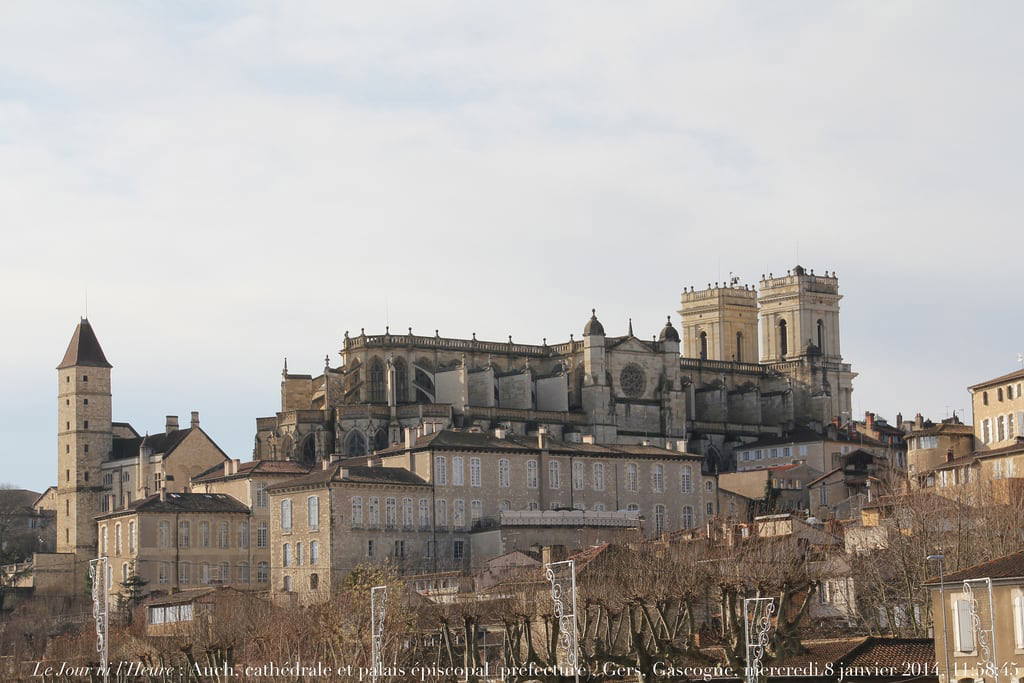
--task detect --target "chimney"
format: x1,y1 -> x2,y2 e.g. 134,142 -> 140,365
896,412 -> 903,428
537,426 -> 549,450
494,426 -> 507,439
865,412 -> 875,430
581,434 -> 596,445
915,413 -> 924,430
223,460 -> 232,476
404,427 -> 415,450
676,439 -> 688,452
165,415 -> 179,434
159,486 -> 167,502
190,411 -> 200,429
640,439 -> 651,447
946,449 -> 954,463
232,458 -> 240,474
541,544 -> 566,565
321,459 -> 330,471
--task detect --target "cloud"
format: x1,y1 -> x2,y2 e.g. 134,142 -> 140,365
1,1 -> 1022,489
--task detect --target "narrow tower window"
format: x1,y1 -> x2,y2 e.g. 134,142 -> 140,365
778,320 -> 788,357
736,332 -> 743,362
699,332 -> 708,360
816,319 -> 825,354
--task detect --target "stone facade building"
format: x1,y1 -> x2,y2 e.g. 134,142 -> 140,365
255,266 -> 857,474
96,491 -> 253,610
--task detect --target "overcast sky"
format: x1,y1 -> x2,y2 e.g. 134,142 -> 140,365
2,2 -> 1023,491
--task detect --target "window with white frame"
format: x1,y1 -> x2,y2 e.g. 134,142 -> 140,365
527,460 -> 538,488
593,462 -> 605,490
470,457 -> 481,487
254,481 -> 268,507
498,458 -> 510,488
238,520 -> 249,549
308,496 -> 319,530
654,504 -> 665,535
452,455 -> 464,486
626,463 -> 638,491
434,455 -> 447,485
199,521 -> 210,547
680,465 -> 693,493
128,521 -> 136,554
368,497 -> 380,527
651,464 -> 664,493
402,498 -> 413,529
282,543 -> 291,568
281,499 -> 293,532
435,499 -> 448,527
419,498 -> 430,529
158,521 -> 169,548
100,525 -> 108,555
470,500 -> 482,524
178,520 -> 190,548
310,540 -> 319,565
1013,590 -> 1024,650
257,562 -> 269,582
217,522 -> 229,548
385,497 -> 397,528
114,523 -> 122,555
548,460 -> 561,489
158,561 -> 169,584
681,505 -> 694,529
573,461 -> 585,490
238,562 -> 250,583
257,521 -> 268,548
983,419 -> 991,444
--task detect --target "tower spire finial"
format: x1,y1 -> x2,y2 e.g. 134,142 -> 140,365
628,318 -> 633,336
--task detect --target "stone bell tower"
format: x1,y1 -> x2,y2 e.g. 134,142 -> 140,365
55,318 -> 112,569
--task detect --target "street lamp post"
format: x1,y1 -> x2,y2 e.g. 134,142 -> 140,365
927,554 -> 950,683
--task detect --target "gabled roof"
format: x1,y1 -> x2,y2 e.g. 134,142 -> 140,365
924,550 -> 1024,585
111,427 -> 228,462
57,318 -> 112,369
191,458 -> 308,483
96,492 -> 249,519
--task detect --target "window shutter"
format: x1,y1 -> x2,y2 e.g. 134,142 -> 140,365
956,600 -> 975,652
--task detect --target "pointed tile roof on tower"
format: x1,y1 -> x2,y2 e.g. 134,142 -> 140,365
57,318 -> 112,369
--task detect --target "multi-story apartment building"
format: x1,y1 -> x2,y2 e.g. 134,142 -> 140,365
266,462 -> 433,605
924,550 -> 1024,683
733,424 -> 900,474
95,491 -> 253,610
970,369 -> 1024,451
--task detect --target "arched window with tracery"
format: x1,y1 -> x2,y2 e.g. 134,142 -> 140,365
369,358 -> 386,402
394,357 -> 408,403
778,319 -> 788,358
344,431 -> 367,457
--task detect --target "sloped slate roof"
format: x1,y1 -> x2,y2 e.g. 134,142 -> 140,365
97,492 -> 249,519
111,428 -> 194,460
57,318 -> 112,369
266,463 -> 429,492
191,459 -> 309,483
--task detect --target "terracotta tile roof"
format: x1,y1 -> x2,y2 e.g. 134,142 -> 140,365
774,637 -> 935,671
57,318 -> 111,369
96,492 -> 249,519
924,550 -> 1024,585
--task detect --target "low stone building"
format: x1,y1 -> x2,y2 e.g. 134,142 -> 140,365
95,491 -> 254,610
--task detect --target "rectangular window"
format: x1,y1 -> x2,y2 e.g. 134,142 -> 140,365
402,498 -> 413,529
573,461 -> 585,490
367,539 -> 374,558
453,499 -> 465,529
158,562 -> 169,584
199,521 -> 211,548
799,445 -> 808,457
526,460 -> 538,488
983,419 -> 991,444
238,521 -> 249,549
419,498 -> 430,529
281,499 -> 293,531
254,481 -> 268,508
368,497 -> 380,527
178,562 -> 190,584
385,497 -> 397,529
435,499 -> 448,527
351,496 -> 363,527
470,499 -> 482,524
394,540 -> 405,558
217,522 -> 229,549
470,457 -> 481,487
434,455 -> 447,485
178,521 -> 190,548
680,465 -> 693,493
310,541 -> 319,565
158,521 -> 169,548
257,562 -> 269,583
627,463 -> 638,491
498,458 -> 510,488
453,540 -> 465,561
548,460 -> 561,489
593,462 -> 605,491
308,496 -> 319,530
651,464 -> 664,493
452,455 -> 464,486
1014,594 -> 1024,650
257,521 -> 268,548
238,562 -> 250,583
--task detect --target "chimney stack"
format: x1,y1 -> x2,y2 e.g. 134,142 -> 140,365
404,427 -> 415,450
896,412 -> 903,428
541,544 -> 566,565
915,413 -> 924,430
159,486 -> 167,502
865,412 -> 875,430
581,434 -> 596,445
494,426 -> 506,439
224,460 -> 232,476
537,426 -> 549,450
191,411 -> 200,429
165,415 -> 179,434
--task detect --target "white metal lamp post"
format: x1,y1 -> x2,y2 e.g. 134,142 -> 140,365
926,554 -> 950,683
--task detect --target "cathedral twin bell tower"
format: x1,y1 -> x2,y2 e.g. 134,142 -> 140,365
679,265 -> 843,364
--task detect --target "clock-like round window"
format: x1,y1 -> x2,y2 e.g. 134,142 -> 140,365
619,364 -> 646,398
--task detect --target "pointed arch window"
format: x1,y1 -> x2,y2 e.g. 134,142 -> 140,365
344,431 -> 367,457
394,358 -> 408,403
369,358 -> 386,402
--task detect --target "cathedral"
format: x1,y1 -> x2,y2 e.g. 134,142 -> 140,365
254,266 -> 856,473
